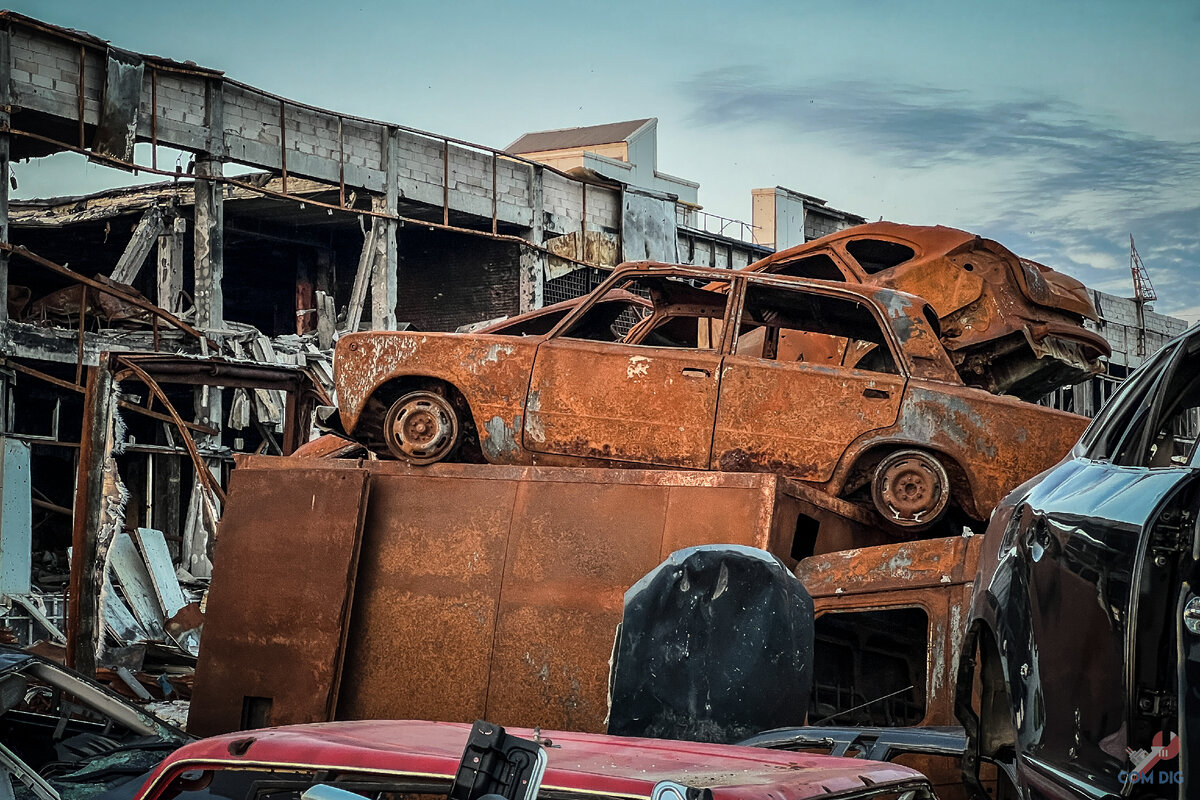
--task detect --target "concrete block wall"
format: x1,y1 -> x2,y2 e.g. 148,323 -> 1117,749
5,22 -> 547,231
542,172 -> 620,237
804,208 -> 851,241
1088,290 -> 1189,370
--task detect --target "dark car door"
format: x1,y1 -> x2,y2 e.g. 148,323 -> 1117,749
1005,329 -> 1199,796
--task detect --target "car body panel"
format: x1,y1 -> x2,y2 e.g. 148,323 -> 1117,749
131,720 -> 930,800
524,338 -> 724,468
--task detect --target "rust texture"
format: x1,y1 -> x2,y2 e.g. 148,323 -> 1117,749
201,458 -> 800,735
796,535 -> 987,800
743,221 -> 1111,400
335,261 -> 1087,532
187,466 -> 369,737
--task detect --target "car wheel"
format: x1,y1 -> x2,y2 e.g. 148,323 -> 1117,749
382,390 -> 460,464
870,449 -> 950,531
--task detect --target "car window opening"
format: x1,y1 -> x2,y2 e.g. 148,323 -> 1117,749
560,275 -> 731,350
772,252 -> 846,282
810,607 -> 929,727
1142,338 -> 1200,468
844,240 -> 917,275
736,284 -> 899,375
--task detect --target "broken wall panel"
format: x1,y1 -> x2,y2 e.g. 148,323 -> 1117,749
187,466 -> 369,736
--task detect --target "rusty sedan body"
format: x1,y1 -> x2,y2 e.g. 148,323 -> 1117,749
742,222 -> 1111,399
335,262 -> 1087,531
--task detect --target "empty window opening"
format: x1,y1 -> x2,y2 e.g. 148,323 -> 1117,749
735,283 -> 898,375
560,275 -> 731,350
772,252 -> 846,282
844,239 -> 916,274
810,607 -> 928,726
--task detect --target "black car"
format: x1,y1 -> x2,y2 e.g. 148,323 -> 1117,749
956,323 -> 1200,799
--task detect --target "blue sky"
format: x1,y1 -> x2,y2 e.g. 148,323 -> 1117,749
12,0 -> 1200,322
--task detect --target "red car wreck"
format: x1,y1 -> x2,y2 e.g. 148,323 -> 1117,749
741,222 -> 1111,399
334,262 -> 1088,531
128,720 -> 935,800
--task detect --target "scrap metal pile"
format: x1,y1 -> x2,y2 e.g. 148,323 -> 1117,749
2,12 -> 1194,800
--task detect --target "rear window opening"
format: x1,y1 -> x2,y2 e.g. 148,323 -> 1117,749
772,252 -> 846,282
845,240 -> 916,274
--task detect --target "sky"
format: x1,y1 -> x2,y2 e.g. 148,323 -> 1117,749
11,0 -> 1200,322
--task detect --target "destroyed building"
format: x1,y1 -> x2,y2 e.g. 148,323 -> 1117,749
0,8 -> 1188,702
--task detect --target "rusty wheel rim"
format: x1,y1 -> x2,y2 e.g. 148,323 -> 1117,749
383,391 -> 459,464
871,449 -> 950,529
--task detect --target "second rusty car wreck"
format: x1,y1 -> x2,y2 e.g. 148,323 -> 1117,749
334,262 -> 1088,531
742,222 -> 1112,399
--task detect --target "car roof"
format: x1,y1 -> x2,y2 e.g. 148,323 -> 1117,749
612,260 -> 935,314
146,720 -> 926,800
749,221 -> 979,270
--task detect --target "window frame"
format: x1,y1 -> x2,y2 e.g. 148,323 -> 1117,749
728,275 -> 907,377
809,602 -> 933,728
546,267 -> 739,355
840,238 -> 919,276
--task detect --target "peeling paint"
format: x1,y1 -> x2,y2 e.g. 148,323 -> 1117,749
626,355 -> 651,379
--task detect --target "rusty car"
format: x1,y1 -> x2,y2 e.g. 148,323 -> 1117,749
740,222 -> 1111,400
956,322 -> 1200,799
334,262 -> 1087,532
126,719 -> 935,800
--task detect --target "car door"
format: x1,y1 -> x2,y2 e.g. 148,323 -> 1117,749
1120,330 -> 1200,795
522,271 -> 734,469
712,280 -> 904,483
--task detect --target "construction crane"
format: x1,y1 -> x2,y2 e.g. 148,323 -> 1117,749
1130,235 -> 1156,358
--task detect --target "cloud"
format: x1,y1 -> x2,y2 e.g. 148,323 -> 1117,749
682,69 -> 1200,319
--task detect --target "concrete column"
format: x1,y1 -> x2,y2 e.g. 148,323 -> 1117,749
371,129 -> 399,329
519,165 -> 546,313
0,27 -> 11,329
194,79 -> 225,330
157,216 -> 186,314
193,161 -> 224,329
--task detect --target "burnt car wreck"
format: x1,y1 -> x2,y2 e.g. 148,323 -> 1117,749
335,262 -> 1087,531
743,222 -> 1112,400
0,646 -> 191,800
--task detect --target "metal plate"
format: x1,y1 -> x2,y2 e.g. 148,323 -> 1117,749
187,467 -> 369,736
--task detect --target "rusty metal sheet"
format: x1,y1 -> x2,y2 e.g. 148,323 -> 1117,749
337,472 -> 516,722
330,462 -> 798,733
188,466 -> 369,736
797,534 -> 984,597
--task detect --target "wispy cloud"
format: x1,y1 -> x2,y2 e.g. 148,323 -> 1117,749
683,69 -> 1200,322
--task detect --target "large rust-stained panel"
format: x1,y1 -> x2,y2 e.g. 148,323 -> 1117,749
485,479 -> 671,730
334,463 -> 800,733
188,467 -> 369,736
338,473 -> 517,721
